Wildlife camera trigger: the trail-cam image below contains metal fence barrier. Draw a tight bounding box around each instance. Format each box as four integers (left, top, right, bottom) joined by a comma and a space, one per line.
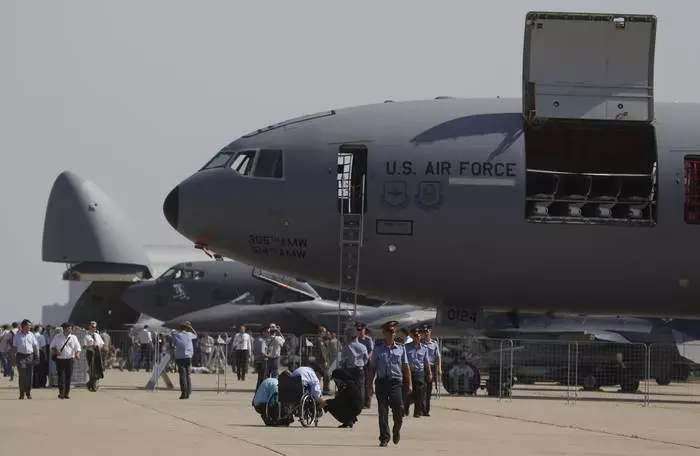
91, 329, 700, 407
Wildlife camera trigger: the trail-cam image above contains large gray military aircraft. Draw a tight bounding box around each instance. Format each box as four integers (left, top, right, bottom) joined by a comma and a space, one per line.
162, 12, 700, 331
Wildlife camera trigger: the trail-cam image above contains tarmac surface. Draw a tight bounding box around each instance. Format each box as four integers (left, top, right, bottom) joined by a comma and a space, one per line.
1, 370, 699, 456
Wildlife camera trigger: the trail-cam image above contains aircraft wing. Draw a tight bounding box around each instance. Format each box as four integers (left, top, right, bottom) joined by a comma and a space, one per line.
583, 330, 632, 344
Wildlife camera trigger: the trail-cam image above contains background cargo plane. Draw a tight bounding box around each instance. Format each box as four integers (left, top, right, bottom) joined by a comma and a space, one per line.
162, 12, 700, 328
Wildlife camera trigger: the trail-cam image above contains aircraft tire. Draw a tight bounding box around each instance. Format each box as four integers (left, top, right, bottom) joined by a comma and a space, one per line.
655, 377, 671, 386
442, 362, 481, 396
581, 374, 600, 391
619, 377, 640, 393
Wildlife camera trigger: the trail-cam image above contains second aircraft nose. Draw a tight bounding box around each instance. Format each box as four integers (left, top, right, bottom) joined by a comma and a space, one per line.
122, 282, 156, 315
163, 185, 179, 230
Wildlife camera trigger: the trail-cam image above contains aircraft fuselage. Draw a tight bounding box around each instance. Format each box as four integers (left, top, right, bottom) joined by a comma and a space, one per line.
166, 97, 700, 318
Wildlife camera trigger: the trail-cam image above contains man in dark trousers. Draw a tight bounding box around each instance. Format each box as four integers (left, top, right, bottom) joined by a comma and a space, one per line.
422, 325, 441, 416
11, 319, 40, 400
356, 324, 374, 408
172, 321, 197, 399
252, 326, 268, 389
50, 323, 81, 399
404, 327, 432, 417
371, 320, 411, 447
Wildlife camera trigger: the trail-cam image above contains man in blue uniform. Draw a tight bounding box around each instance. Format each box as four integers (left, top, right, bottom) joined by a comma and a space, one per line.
404, 327, 432, 417
356, 323, 375, 408
422, 324, 441, 416
371, 320, 411, 447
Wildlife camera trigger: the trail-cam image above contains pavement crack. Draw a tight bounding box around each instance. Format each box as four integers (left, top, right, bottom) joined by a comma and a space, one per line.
435, 404, 700, 451
107, 392, 287, 456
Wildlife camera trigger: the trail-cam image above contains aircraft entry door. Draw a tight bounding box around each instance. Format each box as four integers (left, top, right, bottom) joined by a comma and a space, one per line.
337, 145, 368, 214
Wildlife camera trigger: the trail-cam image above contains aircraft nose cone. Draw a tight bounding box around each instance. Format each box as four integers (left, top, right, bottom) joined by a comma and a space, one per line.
122, 282, 153, 315
163, 186, 179, 230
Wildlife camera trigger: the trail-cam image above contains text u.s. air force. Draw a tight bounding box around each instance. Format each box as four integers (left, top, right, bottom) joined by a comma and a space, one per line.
385, 160, 516, 177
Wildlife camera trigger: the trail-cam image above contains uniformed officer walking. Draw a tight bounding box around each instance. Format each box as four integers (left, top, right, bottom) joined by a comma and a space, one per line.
12, 319, 40, 400
404, 327, 432, 417
50, 322, 82, 400
371, 320, 411, 447
172, 321, 197, 399
422, 325, 441, 416
83, 321, 105, 392
340, 324, 369, 427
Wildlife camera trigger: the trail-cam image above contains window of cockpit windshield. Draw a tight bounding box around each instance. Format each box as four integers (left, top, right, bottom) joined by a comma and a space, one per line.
160, 267, 182, 280
253, 149, 284, 179
201, 150, 235, 170
182, 269, 204, 280
230, 150, 256, 176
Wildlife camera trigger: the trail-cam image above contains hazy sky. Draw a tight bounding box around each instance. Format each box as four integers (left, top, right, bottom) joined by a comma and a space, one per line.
2, 1, 698, 322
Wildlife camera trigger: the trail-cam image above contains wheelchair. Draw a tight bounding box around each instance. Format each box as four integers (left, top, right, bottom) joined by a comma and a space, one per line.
264, 374, 320, 427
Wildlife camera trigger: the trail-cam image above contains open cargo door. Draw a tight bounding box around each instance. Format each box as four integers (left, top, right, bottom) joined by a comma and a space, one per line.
42, 171, 152, 282
523, 11, 657, 123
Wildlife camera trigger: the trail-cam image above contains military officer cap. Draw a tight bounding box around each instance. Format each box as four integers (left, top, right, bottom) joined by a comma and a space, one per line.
381, 320, 399, 330
421, 324, 432, 331
354, 322, 367, 330
60, 322, 72, 329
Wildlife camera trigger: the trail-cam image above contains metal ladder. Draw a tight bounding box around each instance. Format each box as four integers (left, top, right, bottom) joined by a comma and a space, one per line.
336, 175, 366, 335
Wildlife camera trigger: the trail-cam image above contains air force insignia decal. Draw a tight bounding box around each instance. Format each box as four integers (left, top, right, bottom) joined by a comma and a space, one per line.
415, 181, 444, 211
380, 180, 409, 209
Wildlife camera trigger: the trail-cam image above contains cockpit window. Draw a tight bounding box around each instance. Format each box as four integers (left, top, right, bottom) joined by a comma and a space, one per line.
253, 149, 284, 179
230, 150, 256, 176
251, 268, 320, 301
160, 266, 182, 280
159, 267, 203, 280
201, 150, 235, 170
182, 269, 204, 280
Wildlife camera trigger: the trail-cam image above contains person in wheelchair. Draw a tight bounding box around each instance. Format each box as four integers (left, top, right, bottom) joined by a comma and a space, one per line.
284, 363, 327, 410
252, 377, 294, 426
252, 364, 327, 426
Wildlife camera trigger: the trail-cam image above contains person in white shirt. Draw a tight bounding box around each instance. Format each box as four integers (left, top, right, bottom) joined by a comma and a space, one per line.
231, 325, 252, 381
266, 324, 286, 379
136, 326, 153, 371
288, 364, 327, 409
2, 322, 19, 380
50, 322, 82, 399
83, 321, 105, 392
11, 319, 40, 400
199, 333, 214, 368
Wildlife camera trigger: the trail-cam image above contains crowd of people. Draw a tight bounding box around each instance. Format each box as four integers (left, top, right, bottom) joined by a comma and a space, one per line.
2, 317, 443, 447
0, 320, 105, 399
247, 320, 443, 447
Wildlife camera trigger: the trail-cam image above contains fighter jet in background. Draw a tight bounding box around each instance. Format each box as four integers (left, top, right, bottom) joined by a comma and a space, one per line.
163, 300, 435, 336
122, 262, 321, 322
162, 12, 700, 325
